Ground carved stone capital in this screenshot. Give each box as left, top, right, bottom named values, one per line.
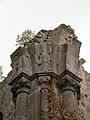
left=57, top=70, right=82, bottom=101
left=9, top=72, right=31, bottom=103
left=38, top=75, right=51, bottom=83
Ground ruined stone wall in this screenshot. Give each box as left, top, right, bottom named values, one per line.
left=0, top=24, right=90, bottom=120
left=79, top=64, right=90, bottom=120
left=0, top=71, right=14, bottom=120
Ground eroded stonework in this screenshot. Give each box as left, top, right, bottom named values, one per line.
left=0, top=24, right=90, bottom=120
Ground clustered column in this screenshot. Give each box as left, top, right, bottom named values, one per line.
left=9, top=74, right=31, bottom=120
left=59, top=71, right=81, bottom=120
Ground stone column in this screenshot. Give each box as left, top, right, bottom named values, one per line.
left=9, top=73, right=31, bottom=120
left=39, top=76, right=50, bottom=120
left=41, top=87, right=49, bottom=120
left=29, top=78, right=40, bottom=120
left=59, top=70, right=81, bottom=120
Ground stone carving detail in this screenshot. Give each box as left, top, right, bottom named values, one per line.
left=11, top=77, right=31, bottom=103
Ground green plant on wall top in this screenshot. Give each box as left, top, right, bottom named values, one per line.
left=16, top=29, right=36, bottom=46
left=0, top=66, right=5, bottom=81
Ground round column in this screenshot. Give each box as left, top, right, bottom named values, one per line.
left=59, top=72, right=81, bottom=120
left=11, top=77, right=30, bottom=120
left=61, top=87, right=78, bottom=119
left=39, top=76, right=50, bottom=120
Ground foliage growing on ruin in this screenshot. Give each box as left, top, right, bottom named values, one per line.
left=41, top=79, right=61, bottom=120
left=48, top=80, right=61, bottom=120
left=16, top=29, right=36, bottom=46
left=56, top=76, right=66, bottom=88
left=0, top=66, right=3, bottom=79
left=0, top=66, right=5, bottom=81
left=63, top=96, right=80, bottom=120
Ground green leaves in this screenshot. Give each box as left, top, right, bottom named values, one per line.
left=56, top=76, right=66, bottom=88
left=16, top=29, right=36, bottom=46
left=0, top=66, right=5, bottom=81
left=0, top=66, right=3, bottom=78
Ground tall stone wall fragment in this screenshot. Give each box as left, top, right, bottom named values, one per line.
left=0, top=24, right=89, bottom=120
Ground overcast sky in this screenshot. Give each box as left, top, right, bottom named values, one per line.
left=0, top=0, right=90, bottom=76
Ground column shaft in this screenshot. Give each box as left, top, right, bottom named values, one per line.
left=15, top=92, right=29, bottom=120
left=61, top=90, right=78, bottom=119
left=41, top=88, right=49, bottom=120
left=59, top=71, right=81, bottom=120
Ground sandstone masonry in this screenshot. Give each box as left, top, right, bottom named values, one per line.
left=0, top=24, right=90, bottom=120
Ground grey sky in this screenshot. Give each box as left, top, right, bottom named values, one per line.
left=0, top=0, right=90, bottom=76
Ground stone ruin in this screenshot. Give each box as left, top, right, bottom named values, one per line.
left=0, top=24, right=90, bottom=120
